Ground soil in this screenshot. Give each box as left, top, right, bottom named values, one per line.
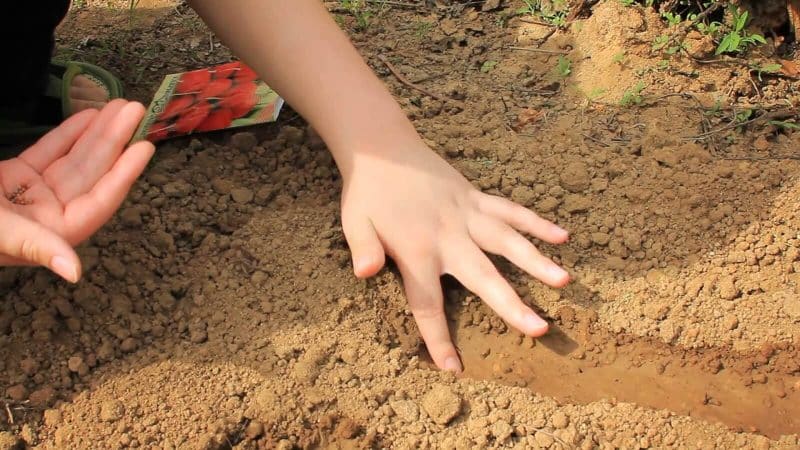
left=2, top=0, right=800, bottom=448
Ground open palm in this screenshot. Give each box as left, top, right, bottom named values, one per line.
left=0, top=100, right=154, bottom=282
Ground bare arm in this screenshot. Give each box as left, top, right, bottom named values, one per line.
left=187, top=0, right=416, bottom=176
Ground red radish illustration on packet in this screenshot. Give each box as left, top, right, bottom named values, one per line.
left=134, top=61, right=284, bottom=143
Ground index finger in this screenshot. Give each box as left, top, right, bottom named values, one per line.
left=443, top=239, right=550, bottom=337
left=64, top=140, right=154, bottom=243
left=45, top=100, right=145, bottom=203
left=18, top=108, right=99, bottom=173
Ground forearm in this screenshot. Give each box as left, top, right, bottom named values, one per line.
left=188, top=0, right=420, bottom=176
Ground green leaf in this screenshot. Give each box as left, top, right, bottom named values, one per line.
left=481, top=60, right=498, bottom=73
left=556, top=55, right=572, bottom=77
left=769, top=120, right=800, bottom=130
left=735, top=10, right=748, bottom=31
left=716, top=34, right=733, bottom=55
left=760, top=63, right=782, bottom=73
left=729, top=33, right=741, bottom=51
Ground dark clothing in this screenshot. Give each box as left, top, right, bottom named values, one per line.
left=0, top=1, right=71, bottom=122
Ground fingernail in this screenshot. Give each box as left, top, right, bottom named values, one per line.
left=444, top=356, right=463, bottom=374
left=549, top=265, right=569, bottom=281
left=51, top=256, right=78, bottom=283
left=553, top=224, right=569, bottom=236
left=523, top=313, right=549, bottom=335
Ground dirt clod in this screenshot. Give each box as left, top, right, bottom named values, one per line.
left=783, top=293, right=800, bottom=321
left=28, top=386, right=56, bottom=407
left=231, top=132, right=258, bottom=151
left=6, top=384, right=28, bottom=402
left=99, top=400, right=125, bottom=422
left=717, top=277, right=740, bottom=300
left=0, top=432, right=23, bottom=450
left=551, top=411, right=569, bottom=429
left=230, top=187, right=254, bottom=204
left=390, top=400, right=419, bottom=423
left=489, top=419, right=513, bottom=443
left=560, top=161, right=591, bottom=193
left=421, top=384, right=462, bottom=425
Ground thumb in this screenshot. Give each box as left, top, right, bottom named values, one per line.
left=0, top=208, right=82, bottom=283
left=342, top=213, right=385, bottom=279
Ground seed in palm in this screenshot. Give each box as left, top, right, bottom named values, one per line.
left=6, top=184, right=32, bottom=205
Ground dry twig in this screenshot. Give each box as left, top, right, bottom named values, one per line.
left=506, top=46, right=569, bottom=55
left=4, top=402, right=13, bottom=425
left=682, top=108, right=797, bottom=140
left=378, top=55, right=450, bottom=103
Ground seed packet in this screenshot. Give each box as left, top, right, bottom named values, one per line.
left=133, top=61, right=284, bottom=143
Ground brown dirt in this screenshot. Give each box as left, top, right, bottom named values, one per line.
left=2, top=0, right=800, bottom=448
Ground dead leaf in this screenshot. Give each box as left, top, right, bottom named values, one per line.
left=440, top=18, right=458, bottom=36
left=513, top=108, right=544, bottom=131
left=780, top=59, right=800, bottom=79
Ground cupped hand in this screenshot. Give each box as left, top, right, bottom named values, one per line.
left=340, top=139, right=570, bottom=373
left=0, top=99, right=155, bottom=282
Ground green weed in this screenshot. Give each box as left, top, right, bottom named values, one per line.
left=750, top=62, right=782, bottom=82
left=662, top=11, right=682, bottom=27
left=586, top=87, right=607, bottom=101
left=704, top=99, right=723, bottom=117
left=620, top=81, right=645, bottom=107
left=516, top=0, right=568, bottom=26
left=695, top=20, right=722, bottom=36
left=414, top=21, right=433, bottom=39
left=715, top=7, right=766, bottom=55
left=736, top=109, right=753, bottom=121
left=556, top=56, right=572, bottom=77
left=769, top=120, right=800, bottom=130
left=339, top=0, right=373, bottom=31
left=652, top=34, right=685, bottom=55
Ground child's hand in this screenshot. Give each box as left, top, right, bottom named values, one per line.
left=340, top=138, right=570, bottom=372
left=187, top=0, right=569, bottom=372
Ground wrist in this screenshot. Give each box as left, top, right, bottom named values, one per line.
left=325, top=112, right=423, bottom=179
